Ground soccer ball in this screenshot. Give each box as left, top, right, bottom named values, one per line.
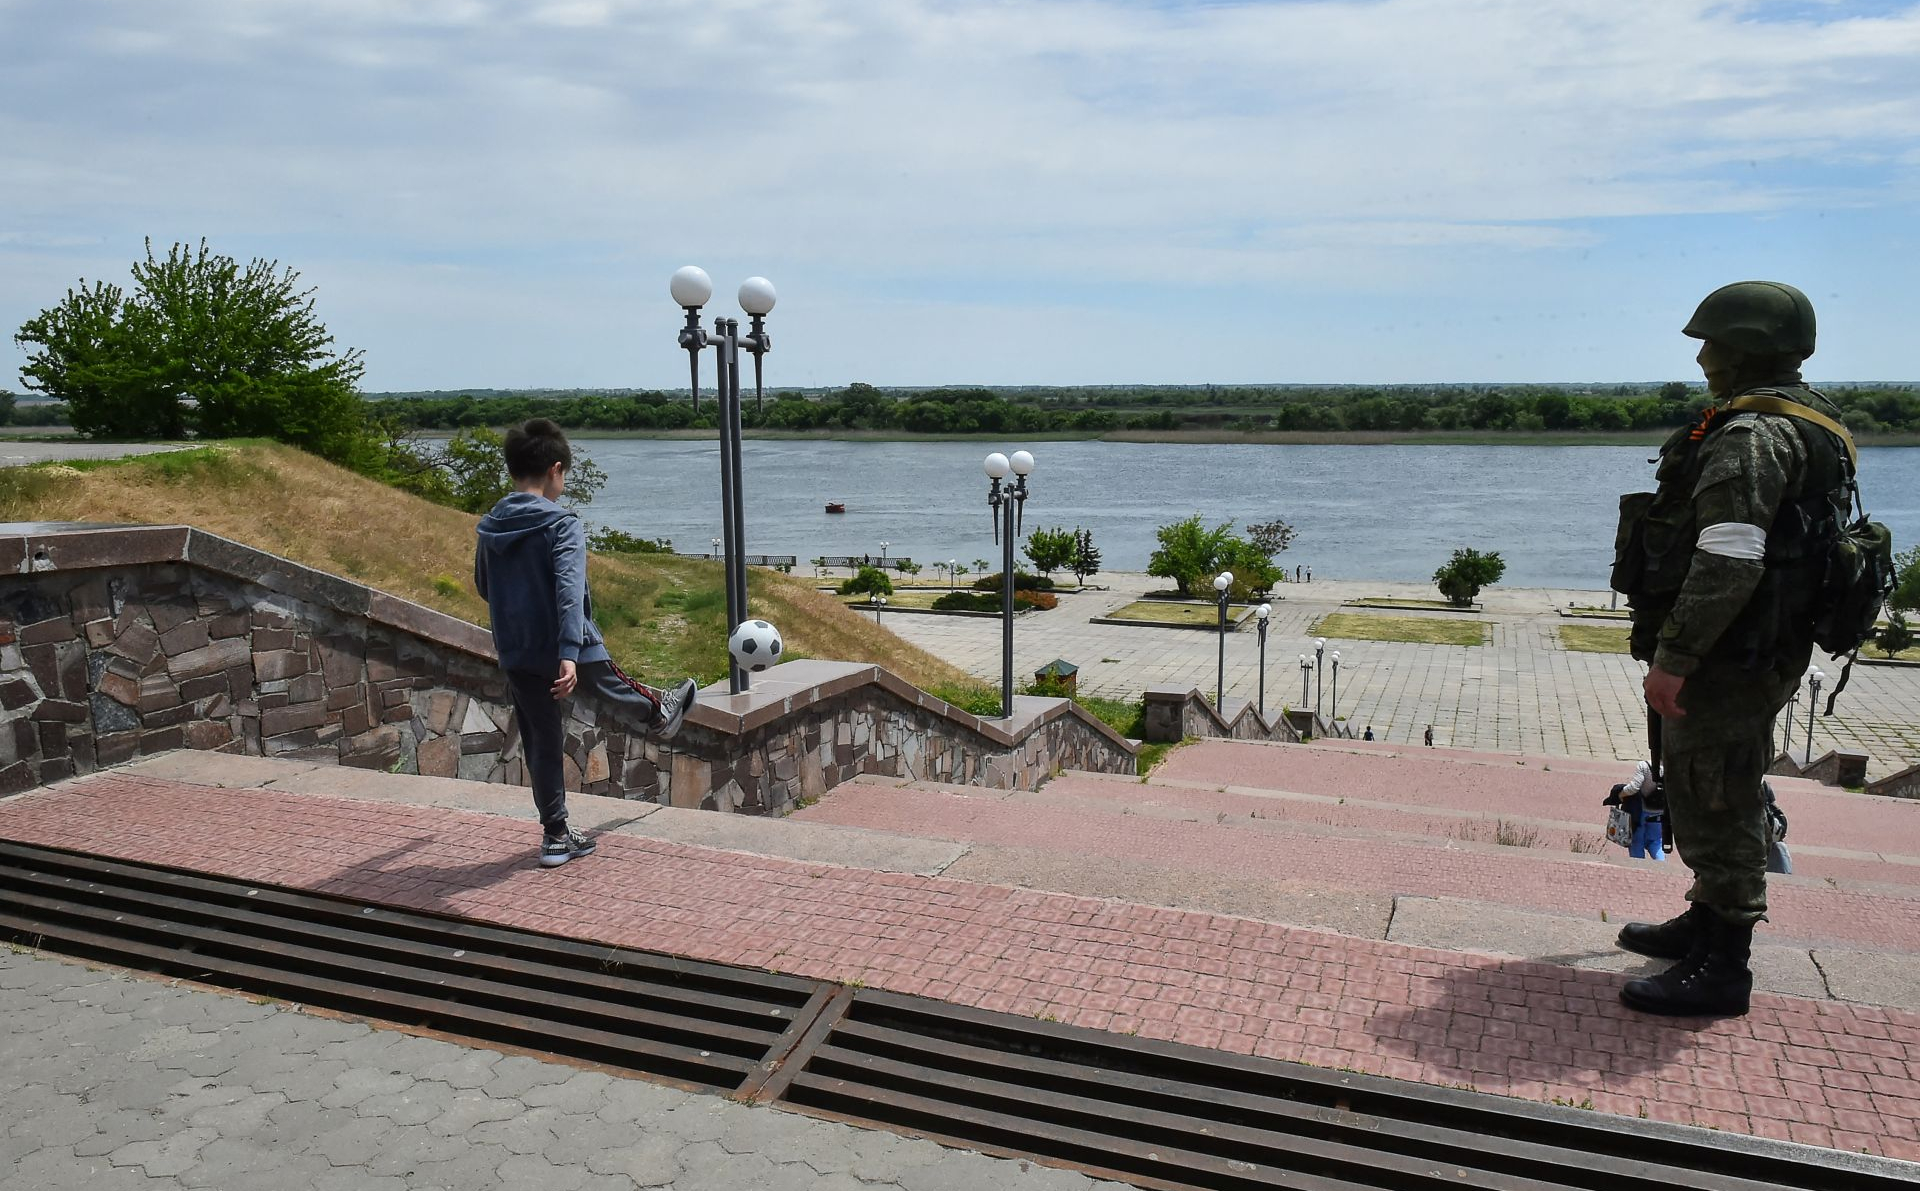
left=728, top=619, right=783, bottom=672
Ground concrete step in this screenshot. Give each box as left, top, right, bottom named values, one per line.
left=1138, top=739, right=1920, bottom=858
left=797, top=779, right=1920, bottom=955
left=1043, top=769, right=1920, bottom=889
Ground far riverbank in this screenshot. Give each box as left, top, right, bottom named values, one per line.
left=461, top=427, right=1920, bottom=448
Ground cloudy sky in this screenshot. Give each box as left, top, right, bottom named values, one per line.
left=3, top=0, right=1918, bottom=391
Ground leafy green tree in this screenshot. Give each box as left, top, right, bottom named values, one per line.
left=1876, top=610, right=1914, bottom=658
left=1219, top=538, right=1281, bottom=597
left=839, top=566, right=893, bottom=597
left=1434, top=547, right=1506, bottom=606
left=1891, top=544, right=1920, bottom=612
left=1247, top=518, right=1296, bottom=558
left=588, top=528, right=673, bottom=554
left=0, top=390, right=15, bottom=423
left=1023, top=526, right=1076, bottom=577
left=430, top=427, right=604, bottom=515
left=896, top=559, right=922, bottom=576
left=15, top=241, right=369, bottom=461
left=1069, top=528, right=1101, bottom=586
left=1147, top=515, right=1238, bottom=597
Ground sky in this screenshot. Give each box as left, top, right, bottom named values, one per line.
left=2, top=0, right=1918, bottom=391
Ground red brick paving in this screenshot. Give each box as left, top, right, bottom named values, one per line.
left=3, top=771, right=1920, bottom=1161
left=1156, top=740, right=1920, bottom=859
left=799, top=782, right=1920, bottom=953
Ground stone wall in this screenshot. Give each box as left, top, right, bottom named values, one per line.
left=1140, top=686, right=1305, bottom=745
left=0, top=524, right=1135, bottom=810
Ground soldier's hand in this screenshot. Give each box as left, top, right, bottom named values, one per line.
left=1644, top=666, right=1686, bottom=719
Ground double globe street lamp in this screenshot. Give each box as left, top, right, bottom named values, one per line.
left=1254, top=602, right=1272, bottom=717
left=671, top=265, right=775, bottom=694
left=984, top=449, right=1035, bottom=718
left=1212, top=571, right=1233, bottom=708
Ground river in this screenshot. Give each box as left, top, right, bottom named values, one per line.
left=579, top=439, right=1920, bottom=590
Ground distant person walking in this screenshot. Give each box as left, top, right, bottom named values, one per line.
left=1295, top=565, right=1301, bottom=583
left=1306, top=566, right=1313, bottom=583
left=1363, top=726, right=1374, bottom=741
left=1423, top=725, right=1434, bottom=747
left=474, top=419, right=699, bottom=868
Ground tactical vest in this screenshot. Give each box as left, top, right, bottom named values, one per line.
left=1611, top=385, right=1849, bottom=671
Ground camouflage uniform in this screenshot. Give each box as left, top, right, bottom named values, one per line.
left=1613, top=280, right=1846, bottom=1017
left=1629, top=384, right=1845, bottom=924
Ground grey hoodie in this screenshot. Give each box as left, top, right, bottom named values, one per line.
left=473, top=492, right=609, bottom=673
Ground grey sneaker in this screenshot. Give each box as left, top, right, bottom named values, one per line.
left=649, top=678, right=698, bottom=741
left=539, top=826, right=596, bottom=868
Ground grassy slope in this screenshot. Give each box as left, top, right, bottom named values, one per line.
left=0, top=443, right=974, bottom=691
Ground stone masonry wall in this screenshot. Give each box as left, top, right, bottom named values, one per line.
left=0, top=526, right=1136, bottom=812
left=1140, top=686, right=1303, bottom=746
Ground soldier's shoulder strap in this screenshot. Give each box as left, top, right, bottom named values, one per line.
left=1727, top=391, right=1858, bottom=471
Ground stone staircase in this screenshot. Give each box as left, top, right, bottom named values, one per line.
left=792, top=737, right=1920, bottom=1010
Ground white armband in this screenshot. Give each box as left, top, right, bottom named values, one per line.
left=1696, top=522, right=1767, bottom=561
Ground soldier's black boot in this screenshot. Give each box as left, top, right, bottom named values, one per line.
left=1619, top=914, right=1754, bottom=1018
left=1617, top=902, right=1708, bottom=960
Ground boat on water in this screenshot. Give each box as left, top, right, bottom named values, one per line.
left=824, top=502, right=846, bottom=514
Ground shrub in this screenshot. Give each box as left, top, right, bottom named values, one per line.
left=1892, top=544, right=1920, bottom=612
left=1013, top=589, right=1058, bottom=611
left=933, top=591, right=999, bottom=612
left=1434, top=547, right=1506, bottom=606
left=972, top=571, right=1053, bottom=592
left=588, top=527, right=673, bottom=554
left=838, top=566, right=893, bottom=597
left=1878, top=609, right=1914, bottom=657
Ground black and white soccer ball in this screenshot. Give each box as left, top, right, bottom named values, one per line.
left=728, top=619, right=784, bottom=672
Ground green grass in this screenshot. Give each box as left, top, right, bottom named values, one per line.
left=840, top=589, right=967, bottom=611
left=1558, top=624, right=1632, bottom=654
left=1348, top=597, right=1469, bottom=611
left=1310, top=612, right=1487, bottom=646
left=1105, top=600, right=1243, bottom=625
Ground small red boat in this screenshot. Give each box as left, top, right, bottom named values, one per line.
left=824, top=502, right=846, bottom=514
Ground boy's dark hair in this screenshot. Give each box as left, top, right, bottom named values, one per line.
left=504, top=419, right=572, bottom=481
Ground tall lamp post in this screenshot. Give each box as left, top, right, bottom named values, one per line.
left=671, top=265, right=775, bottom=694
left=984, top=449, right=1034, bottom=718
left=1806, top=668, right=1825, bottom=760
left=1212, top=571, right=1233, bottom=708
left=1298, top=654, right=1311, bottom=709
left=710, top=536, right=721, bottom=560
left=880, top=541, right=891, bottom=569
left=1313, top=637, right=1327, bottom=718
left=1330, top=650, right=1341, bottom=725
left=870, top=594, right=887, bottom=624
left=948, top=559, right=957, bottom=592
left=1254, top=603, right=1272, bottom=717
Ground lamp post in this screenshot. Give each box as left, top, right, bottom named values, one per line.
left=1330, top=650, right=1341, bottom=724
left=984, top=449, right=1034, bottom=718
left=948, top=559, right=957, bottom=592
left=880, top=541, right=891, bottom=569
left=1313, top=637, right=1326, bottom=718
left=1255, top=603, right=1272, bottom=717
left=671, top=266, right=775, bottom=694
left=1806, top=668, right=1825, bottom=760
left=1298, top=654, right=1311, bottom=710
left=870, top=593, right=887, bottom=624
left=1212, top=571, right=1233, bottom=708
left=710, top=536, right=721, bottom=560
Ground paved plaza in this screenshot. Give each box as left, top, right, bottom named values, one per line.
left=876, top=572, right=1920, bottom=779
left=0, top=949, right=1124, bottom=1191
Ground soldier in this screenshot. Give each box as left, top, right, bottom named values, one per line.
left=1612, top=281, right=1851, bottom=1017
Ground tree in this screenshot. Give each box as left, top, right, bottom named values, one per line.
left=1433, top=547, right=1506, bottom=606
left=1876, top=610, right=1914, bottom=658
left=13, top=239, right=369, bottom=462
left=429, top=426, right=604, bottom=515
left=896, top=559, right=922, bottom=576
left=1023, top=526, right=1076, bottom=577
left=1891, top=545, right=1920, bottom=613
left=1147, top=515, right=1238, bottom=597
left=1069, top=528, right=1102, bottom=586
left=0, top=389, right=15, bottom=424
left=1246, top=518, right=1296, bottom=558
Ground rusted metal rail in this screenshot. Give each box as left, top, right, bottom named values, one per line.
left=2, top=841, right=1911, bottom=1190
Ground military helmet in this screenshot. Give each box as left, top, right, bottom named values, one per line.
left=1683, top=281, right=1816, bottom=358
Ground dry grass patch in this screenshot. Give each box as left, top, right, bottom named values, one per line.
left=1558, top=624, right=1633, bottom=654
left=1309, top=612, right=1486, bottom=646
left=1105, top=600, right=1246, bottom=625
left=0, top=442, right=975, bottom=692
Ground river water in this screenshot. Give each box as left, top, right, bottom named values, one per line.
left=580, top=439, right=1920, bottom=590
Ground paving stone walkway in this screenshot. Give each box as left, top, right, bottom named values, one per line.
left=4, top=770, right=1919, bottom=1162
left=0, top=949, right=1129, bottom=1190
left=883, top=573, right=1920, bottom=778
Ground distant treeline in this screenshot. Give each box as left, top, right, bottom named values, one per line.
left=367, top=381, right=1920, bottom=436
left=0, top=393, right=71, bottom=426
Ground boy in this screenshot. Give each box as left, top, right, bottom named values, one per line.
left=474, top=419, right=699, bottom=867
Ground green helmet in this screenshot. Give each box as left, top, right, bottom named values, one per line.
left=1683, top=281, right=1816, bottom=358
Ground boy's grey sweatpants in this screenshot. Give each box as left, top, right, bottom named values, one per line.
left=505, top=661, right=660, bottom=836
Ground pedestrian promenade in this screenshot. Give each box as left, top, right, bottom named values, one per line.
left=3, top=753, right=1919, bottom=1163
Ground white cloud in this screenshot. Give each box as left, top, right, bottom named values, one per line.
left=2, top=0, right=1918, bottom=386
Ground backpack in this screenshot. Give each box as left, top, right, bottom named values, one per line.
left=1729, top=393, right=1895, bottom=709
